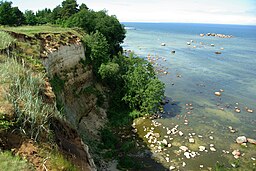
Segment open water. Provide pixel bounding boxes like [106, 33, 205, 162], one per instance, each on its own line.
[122, 22, 256, 170]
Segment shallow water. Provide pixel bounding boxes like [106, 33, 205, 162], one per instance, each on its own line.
[123, 23, 256, 170]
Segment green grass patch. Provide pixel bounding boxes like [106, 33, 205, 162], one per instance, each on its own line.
[1, 25, 83, 38]
[0, 151, 34, 171]
[48, 150, 79, 171]
[0, 31, 15, 50]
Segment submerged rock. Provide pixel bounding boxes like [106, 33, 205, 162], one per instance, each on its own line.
[179, 146, 188, 152]
[169, 166, 176, 170]
[199, 146, 206, 151]
[247, 138, 256, 145]
[189, 138, 195, 143]
[184, 152, 190, 159]
[214, 92, 221, 96]
[236, 136, 247, 144]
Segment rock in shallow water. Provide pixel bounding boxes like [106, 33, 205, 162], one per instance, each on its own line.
[214, 92, 221, 96]
[179, 146, 188, 152]
[236, 136, 247, 144]
[247, 138, 256, 145]
[169, 166, 176, 170]
[199, 146, 206, 151]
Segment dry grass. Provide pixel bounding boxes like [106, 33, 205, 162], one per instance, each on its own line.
[0, 55, 60, 141]
[0, 31, 15, 50]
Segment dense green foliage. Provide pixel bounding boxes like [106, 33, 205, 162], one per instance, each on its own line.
[0, 1, 24, 26]
[83, 31, 109, 74]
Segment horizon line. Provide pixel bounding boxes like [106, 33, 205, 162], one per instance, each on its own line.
[120, 21, 256, 26]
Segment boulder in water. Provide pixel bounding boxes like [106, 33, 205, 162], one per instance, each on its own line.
[236, 136, 247, 144]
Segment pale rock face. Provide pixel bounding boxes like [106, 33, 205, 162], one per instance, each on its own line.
[43, 44, 86, 77]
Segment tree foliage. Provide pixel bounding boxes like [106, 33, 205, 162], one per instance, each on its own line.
[24, 10, 37, 25]
[83, 31, 110, 74]
[122, 57, 165, 113]
[0, 1, 24, 26]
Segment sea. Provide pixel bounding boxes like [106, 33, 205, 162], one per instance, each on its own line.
[122, 23, 256, 170]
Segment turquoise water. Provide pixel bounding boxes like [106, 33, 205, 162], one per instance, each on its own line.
[123, 23, 256, 170]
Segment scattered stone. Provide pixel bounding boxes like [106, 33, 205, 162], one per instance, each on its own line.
[214, 92, 221, 96]
[211, 44, 215, 47]
[236, 136, 247, 144]
[209, 136, 214, 140]
[180, 146, 189, 152]
[199, 146, 206, 151]
[210, 144, 214, 147]
[198, 135, 203, 138]
[235, 108, 241, 113]
[200, 165, 204, 168]
[154, 133, 160, 138]
[231, 163, 236, 168]
[251, 157, 255, 161]
[162, 139, 168, 146]
[165, 157, 170, 162]
[168, 144, 172, 148]
[179, 131, 184, 136]
[247, 138, 256, 145]
[210, 147, 216, 152]
[189, 138, 195, 143]
[232, 149, 241, 158]
[190, 151, 196, 158]
[167, 130, 172, 135]
[171, 50, 175, 54]
[169, 166, 176, 170]
[182, 162, 186, 167]
[215, 51, 222, 54]
[161, 43, 166, 46]
[184, 152, 190, 159]
[247, 109, 254, 113]
[220, 89, 224, 92]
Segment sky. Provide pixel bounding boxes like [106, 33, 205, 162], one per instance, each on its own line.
[10, 0, 256, 25]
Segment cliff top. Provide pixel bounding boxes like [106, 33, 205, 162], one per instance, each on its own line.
[0, 25, 84, 37]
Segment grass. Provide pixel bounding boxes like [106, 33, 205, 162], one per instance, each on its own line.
[0, 55, 60, 141]
[0, 31, 15, 50]
[0, 25, 84, 38]
[0, 151, 34, 171]
[48, 151, 79, 171]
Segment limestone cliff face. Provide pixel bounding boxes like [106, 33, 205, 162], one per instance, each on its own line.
[40, 33, 108, 170]
[42, 44, 85, 77]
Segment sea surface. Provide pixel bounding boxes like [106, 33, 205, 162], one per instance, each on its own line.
[122, 23, 256, 170]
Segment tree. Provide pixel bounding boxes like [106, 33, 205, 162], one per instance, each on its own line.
[122, 56, 165, 113]
[83, 31, 110, 75]
[94, 10, 126, 55]
[65, 9, 96, 33]
[0, 1, 24, 26]
[61, 0, 78, 19]
[51, 5, 62, 24]
[36, 8, 52, 24]
[24, 10, 37, 25]
[79, 3, 88, 11]
[99, 62, 120, 80]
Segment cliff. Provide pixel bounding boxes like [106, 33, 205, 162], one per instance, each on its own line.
[0, 27, 107, 171]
